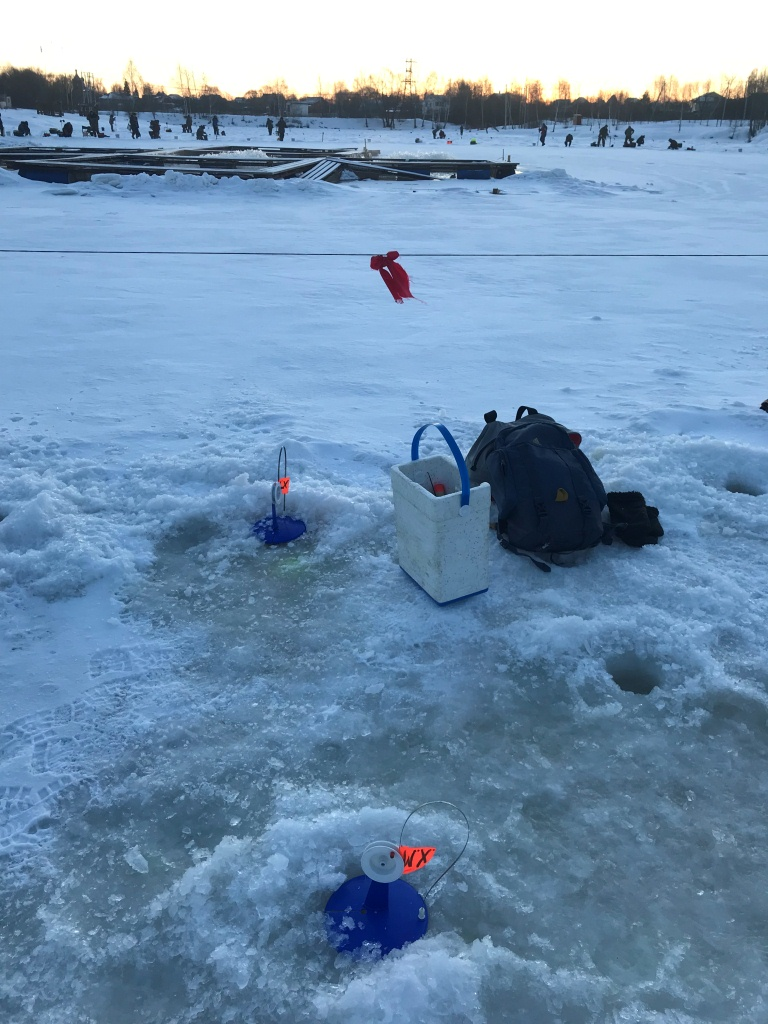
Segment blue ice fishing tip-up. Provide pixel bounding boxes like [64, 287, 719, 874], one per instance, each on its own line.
[324, 841, 428, 957]
[252, 447, 306, 545]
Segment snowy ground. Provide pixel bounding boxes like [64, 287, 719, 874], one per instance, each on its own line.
[1, 113, 768, 1024]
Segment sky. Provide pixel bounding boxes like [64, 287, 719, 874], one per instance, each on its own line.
[2, 0, 764, 99]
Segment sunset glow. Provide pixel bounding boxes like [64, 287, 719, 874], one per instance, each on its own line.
[3, 0, 763, 100]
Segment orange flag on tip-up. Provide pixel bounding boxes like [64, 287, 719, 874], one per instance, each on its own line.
[399, 845, 436, 873]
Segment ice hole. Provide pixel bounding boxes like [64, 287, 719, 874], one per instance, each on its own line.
[27, 816, 55, 834]
[703, 696, 768, 739]
[158, 517, 220, 554]
[606, 652, 661, 695]
[724, 477, 765, 497]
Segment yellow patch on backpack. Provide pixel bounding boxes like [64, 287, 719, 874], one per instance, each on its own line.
[555, 488, 569, 502]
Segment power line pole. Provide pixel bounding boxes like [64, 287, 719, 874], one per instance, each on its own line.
[404, 58, 416, 127]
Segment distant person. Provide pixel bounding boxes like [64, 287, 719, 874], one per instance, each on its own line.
[266, 117, 274, 136]
[109, 111, 116, 132]
[183, 114, 193, 134]
[668, 138, 682, 150]
[196, 124, 208, 140]
[624, 126, 634, 146]
[636, 134, 645, 147]
[128, 112, 141, 139]
[276, 116, 286, 142]
[432, 125, 438, 139]
[13, 120, 31, 137]
[0, 114, 4, 137]
[539, 123, 548, 145]
[459, 124, 464, 137]
[212, 115, 219, 137]
[564, 132, 573, 147]
[438, 128, 445, 139]
[149, 119, 161, 139]
[87, 109, 99, 137]
[597, 124, 609, 147]
[61, 121, 73, 138]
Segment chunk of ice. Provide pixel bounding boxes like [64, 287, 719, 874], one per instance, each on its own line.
[124, 846, 149, 874]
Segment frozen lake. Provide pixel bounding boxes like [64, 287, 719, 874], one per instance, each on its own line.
[1, 113, 768, 1023]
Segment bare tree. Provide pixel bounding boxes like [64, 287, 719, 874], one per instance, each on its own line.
[175, 65, 198, 106]
[747, 67, 768, 94]
[422, 70, 439, 98]
[124, 60, 139, 93]
[124, 60, 143, 100]
[268, 77, 290, 98]
[199, 76, 223, 113]
[526, 79, 544, 104]
[699, 79, 713, 123]
[557, 79, 571, 102]
[746, 67, 768, 135]
[719, 74, 735, 124]
[353, 74, 384, 126]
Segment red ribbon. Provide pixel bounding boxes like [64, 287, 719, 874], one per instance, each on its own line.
[370, 250, 414, 303]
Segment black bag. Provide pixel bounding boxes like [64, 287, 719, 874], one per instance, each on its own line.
[466, 407, 609, 571]
[606, 492, 664, 547]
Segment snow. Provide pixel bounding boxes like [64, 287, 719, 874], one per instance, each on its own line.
[1, 111, 768, 1023]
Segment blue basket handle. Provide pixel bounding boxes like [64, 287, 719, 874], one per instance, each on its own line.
[411, 423, 470, 510]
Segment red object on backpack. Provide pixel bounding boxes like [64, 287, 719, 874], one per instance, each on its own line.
[370, 251, 414, 303]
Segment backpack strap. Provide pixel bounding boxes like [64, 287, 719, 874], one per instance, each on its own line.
[515, 406, 539, 420]
[497, 523, 552, 572]
[499, 536, 552, 572]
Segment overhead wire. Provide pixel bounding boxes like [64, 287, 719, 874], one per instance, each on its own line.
[0, 249, 765, 257]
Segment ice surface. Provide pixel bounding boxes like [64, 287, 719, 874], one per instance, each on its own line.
[1, 114, 768, 1023]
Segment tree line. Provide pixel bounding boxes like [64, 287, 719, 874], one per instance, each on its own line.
[2, 63, 767, 136]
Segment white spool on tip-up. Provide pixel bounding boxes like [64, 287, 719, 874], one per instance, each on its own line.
[360, 840, 405, 883]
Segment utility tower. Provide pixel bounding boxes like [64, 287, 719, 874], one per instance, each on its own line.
[404, 58, 416, 126]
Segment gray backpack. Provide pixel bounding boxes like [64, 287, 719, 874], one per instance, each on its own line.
[466, 407, 609, 571]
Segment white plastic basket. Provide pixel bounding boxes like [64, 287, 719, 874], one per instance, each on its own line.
[390, 423, 491, 604]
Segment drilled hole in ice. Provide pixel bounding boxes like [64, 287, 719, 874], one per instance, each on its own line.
[158, 517, 220, 555]
[703, 696, 768, 738]
[606, 652, 661, 695]
[26, 816, 55, 834]
[724, 477, 765, 497]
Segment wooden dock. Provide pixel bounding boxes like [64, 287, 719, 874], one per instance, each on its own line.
[0, 145, 518, 185]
